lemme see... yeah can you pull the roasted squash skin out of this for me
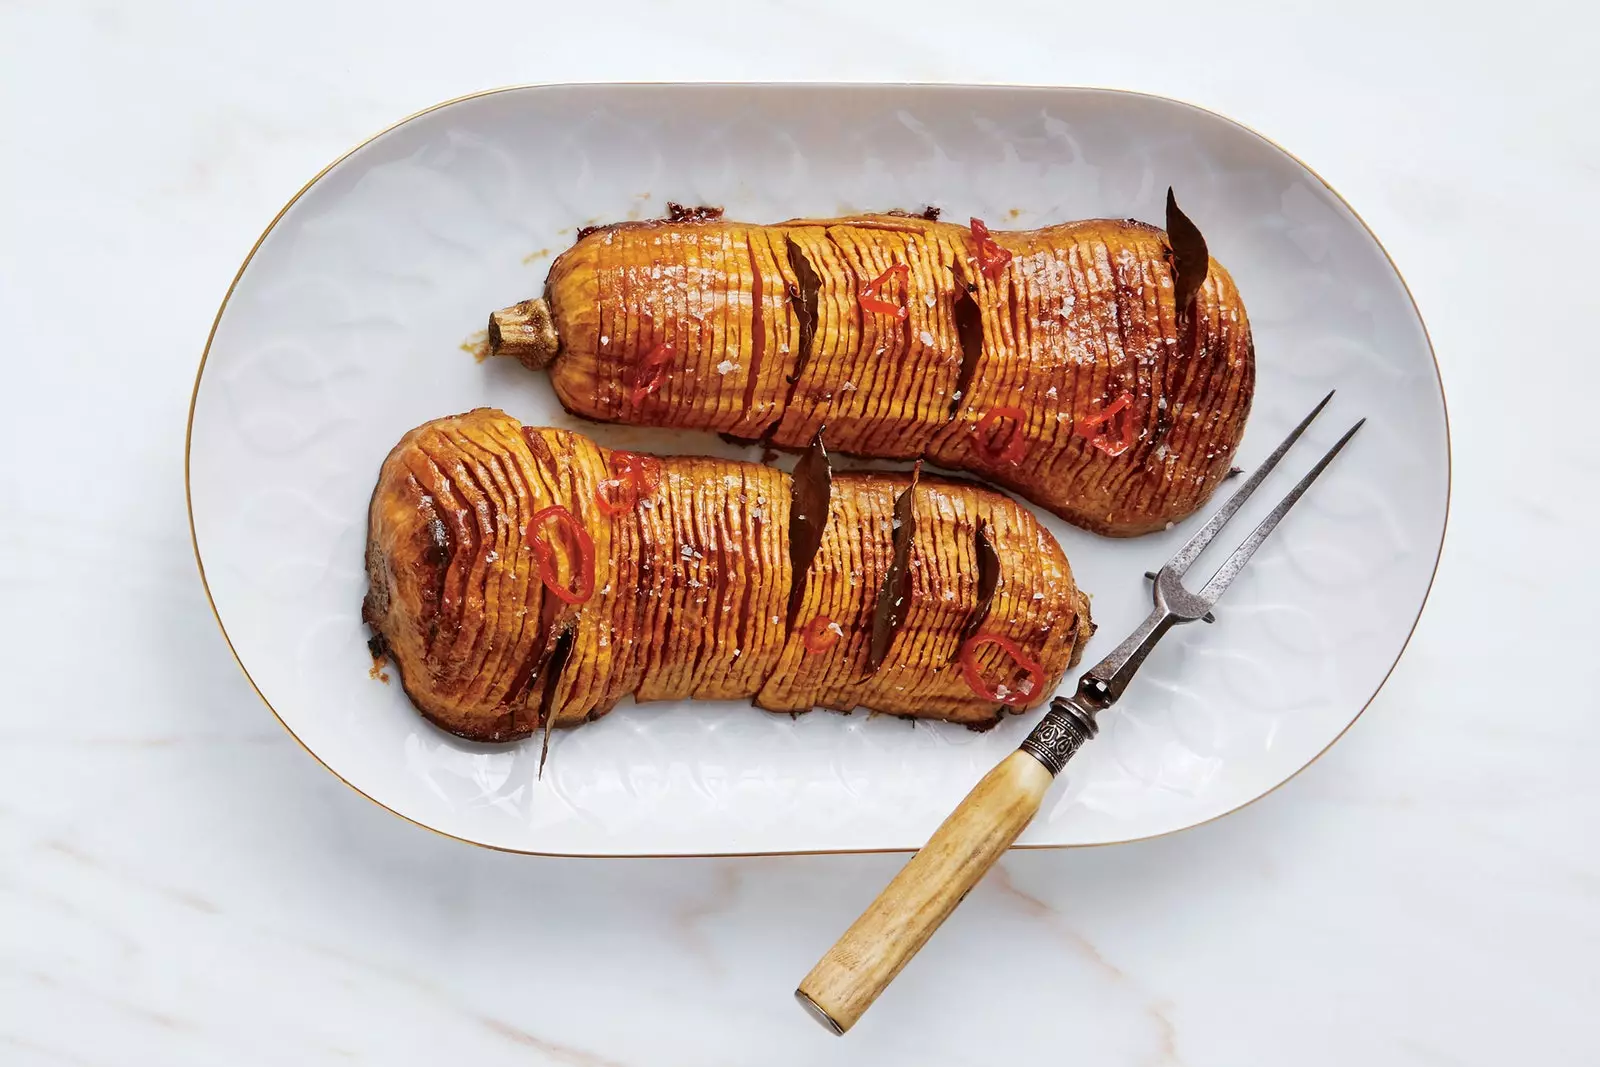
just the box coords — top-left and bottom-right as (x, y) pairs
(501, 212), (1252, 537)
(364, 409), (1093, 742)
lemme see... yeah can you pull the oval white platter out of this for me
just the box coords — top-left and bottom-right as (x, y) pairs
(188, 84), (1448, 855)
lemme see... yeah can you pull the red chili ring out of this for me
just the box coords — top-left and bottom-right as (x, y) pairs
(628, 342), (674, 407)
(958, 632), (1044, 707)
(970, 217), (1013, 280)
(1075, 392), (1136, 457)
(593, 477), (636, 516)
(611, 451), (663, 496)
(858, 263), (910, 321)
(525, 505), (596, 605)
(974, 405), (1029, 464)
(593, 451), (663, 515)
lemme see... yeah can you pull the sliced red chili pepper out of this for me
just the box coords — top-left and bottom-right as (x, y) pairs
(629, 341), (673, 407)
(525, 505), (595, 604)
(594, 478), (635, 515)
(973, 405), (1029, 464)
(958, 632), (1044, 707)
(801, 615), (844, 654)
(610, 451), (663, 496)
(1074, 391), (1136, 457)
(592, 451), (665, 515)
(858, 263), (910, 320)
(970, 217), (1013, 280)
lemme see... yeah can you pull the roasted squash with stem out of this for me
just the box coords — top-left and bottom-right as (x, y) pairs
(489, 199), (1252, 537)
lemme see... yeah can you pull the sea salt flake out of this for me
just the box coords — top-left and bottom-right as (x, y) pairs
(716, 359), (738, 375)
(920, 331), (934, 346)
(994, 684), (1011, 700)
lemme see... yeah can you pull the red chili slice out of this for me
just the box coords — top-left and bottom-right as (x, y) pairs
(801, 615), (843, 654)
(593, 478), (635, 516)
(958, 633), (1044, 707)
(970, 217), (1013, 279)
(610, 451), (663, 496)
(525, 505), (595, 604)
(974, 405), (1029, 464)
(629, 341), (673, 407)
(858, 263), (910, 320)
(1074, 391), (1136, 457)
(593, 451), (664, 515)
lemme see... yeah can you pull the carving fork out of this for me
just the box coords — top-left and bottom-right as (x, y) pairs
(796, 391), (1363, 1034)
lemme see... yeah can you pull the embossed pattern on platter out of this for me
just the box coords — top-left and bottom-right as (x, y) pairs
(188, 85), (1448, 853)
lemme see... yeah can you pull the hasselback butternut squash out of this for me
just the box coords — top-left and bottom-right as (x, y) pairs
(363, 409), (1093, 742)
(489, 206), (1253, 536)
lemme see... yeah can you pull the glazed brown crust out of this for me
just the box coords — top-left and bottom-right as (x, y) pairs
(539, 214), (1253, 536)
(364, 409), (1093, 742)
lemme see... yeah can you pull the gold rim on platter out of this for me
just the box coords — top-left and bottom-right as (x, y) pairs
(185, 82), (1452, 858)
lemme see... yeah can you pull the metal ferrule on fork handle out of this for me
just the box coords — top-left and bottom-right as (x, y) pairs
(1018, 697), (1099, 777)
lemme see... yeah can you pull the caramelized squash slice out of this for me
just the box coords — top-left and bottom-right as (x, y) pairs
(365, 409), (1093, 741)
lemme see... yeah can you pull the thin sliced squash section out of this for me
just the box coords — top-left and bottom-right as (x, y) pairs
(521, 211), (1252, 536)
(366, 410), (1093, 743)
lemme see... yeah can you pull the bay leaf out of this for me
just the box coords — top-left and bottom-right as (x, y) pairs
(869, 462), (922, 672)
(784, 429), (833, 629)
(1166, 187), (1210, 312)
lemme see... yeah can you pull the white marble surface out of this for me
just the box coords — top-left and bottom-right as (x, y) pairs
(1, 1), (1595, 1063)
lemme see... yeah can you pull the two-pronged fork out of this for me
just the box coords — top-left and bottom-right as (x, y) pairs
(795, 391), (1364, 1035)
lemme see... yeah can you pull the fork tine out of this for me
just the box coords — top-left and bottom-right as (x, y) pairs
(1194, 419), (1365, 603)
(1164, 390), (1336, 579)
